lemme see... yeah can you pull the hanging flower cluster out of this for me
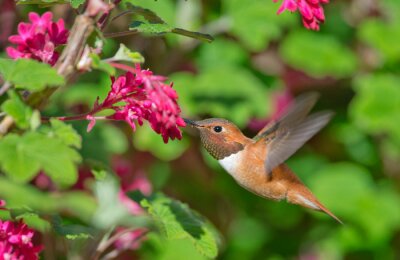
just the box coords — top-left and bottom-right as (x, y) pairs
(0, 201), (42, 260)
(274, 0), (328, 30)
(87, 65), (185, 143)
(6, 12), (69, 65)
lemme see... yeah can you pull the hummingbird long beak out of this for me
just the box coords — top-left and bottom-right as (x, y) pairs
(183, 118), (201, 127)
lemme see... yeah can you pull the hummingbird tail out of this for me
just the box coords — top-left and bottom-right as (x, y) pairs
(287, 188), (343, 224)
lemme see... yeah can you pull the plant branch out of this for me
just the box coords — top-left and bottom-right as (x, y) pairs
(103, 29), (138, 38)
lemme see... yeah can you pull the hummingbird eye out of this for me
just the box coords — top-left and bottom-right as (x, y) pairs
(213, 126), (223, 133)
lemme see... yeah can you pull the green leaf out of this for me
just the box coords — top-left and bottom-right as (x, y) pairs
(1, 90), (33, 129)
(133, 124), (190, 161)
(127, 4), (213, 42)
(223, 0), (295, 51)
(196, 38), (248, 70)
(70, 0), (84, 8)
(50, 119), (82, 149)
(309, 162), (400, 245)
(90, 54), (116, 76)
(170, 66), (269, 127)
(11, 211), (51, 232)
(139, 193), (219, 258)
(86, 160), (110, 181)
(280, 31), (358, 77)
(0, 58), (64, 91)
(358, 19), (400, 65)
(131, 21), (173, 34)
(349, 74), (400, 144)
(52, 215), (95, 240)
(111, 44), (145, 63)
(0, 177), (97, 223)
(0, 132), (81, 186)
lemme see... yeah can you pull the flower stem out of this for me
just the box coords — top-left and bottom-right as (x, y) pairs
(41, 115), (107, 122)
(108, 62), (137, 73)
(103, 29), (139, 39)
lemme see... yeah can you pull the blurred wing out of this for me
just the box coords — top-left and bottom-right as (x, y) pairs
(262, 111), (334, 176)
(254, 92), (320, 140)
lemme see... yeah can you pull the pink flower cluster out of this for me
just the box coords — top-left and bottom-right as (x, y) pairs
(274, 0), (328, 30)
(89, 65), (185, 143)
(7, 12), (69, 65)
(0, 220), (42, 260)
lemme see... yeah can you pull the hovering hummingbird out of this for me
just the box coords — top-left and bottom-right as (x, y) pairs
(184, 93), (342, 223)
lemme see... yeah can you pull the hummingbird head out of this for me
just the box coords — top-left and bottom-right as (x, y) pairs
(184, 118), (249, 160)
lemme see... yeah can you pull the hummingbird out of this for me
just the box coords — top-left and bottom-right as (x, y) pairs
(184, 92), (342, 223)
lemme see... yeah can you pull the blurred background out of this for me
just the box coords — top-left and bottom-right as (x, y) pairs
(2, 0), (400, 259)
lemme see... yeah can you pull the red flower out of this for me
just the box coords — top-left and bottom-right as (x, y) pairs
(0, 219), (42, 260)
(89, 65), (185, 143)
(274, 0), (328, 30)
(6, 12), (69, 65)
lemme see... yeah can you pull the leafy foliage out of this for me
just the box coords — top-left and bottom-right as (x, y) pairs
(1, 91), (33, 129)
(0, 58), (64, 91)
(0, 130), (81, 186)
(1, 0), (400, 259)
(139, 193), (219, 258)
(127, 4), (213, 42)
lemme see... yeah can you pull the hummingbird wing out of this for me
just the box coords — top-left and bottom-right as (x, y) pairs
(254, 92), (320, 140)
(253, 93), (333, 176)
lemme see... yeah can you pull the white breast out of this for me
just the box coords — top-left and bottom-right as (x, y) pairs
(218, 151), (243, 176)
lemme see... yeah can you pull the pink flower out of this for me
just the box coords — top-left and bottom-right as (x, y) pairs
(0, 220), (42, 259)
(0, 200), (5, 208)
(274, 0), (328, 30)
(89, 65), (186, 143)
(6, 12), (69, 65)
(113, 228), (147, 251)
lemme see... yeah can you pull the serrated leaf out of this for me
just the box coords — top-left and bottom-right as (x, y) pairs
(0, 132), (81, 186)
(50, 119), (82, 149)
(86, 160), (111, 181)
(52, 215), (95, 240)
(1, 90), (33, 129)
(111, 44), (145, 63)
(90, 54), (116, 76)
(70, 0), (84, 8)
(0, 58), (64, 91)
(139, 193), (218, 258)
(130, 21), (173, 34)
(10, 211), (51, 232)
(127, 4), (213, 42)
